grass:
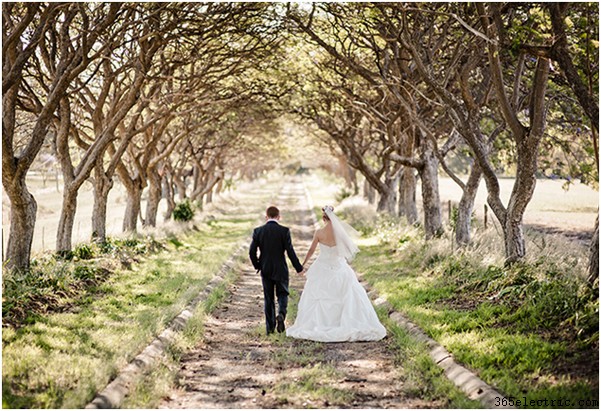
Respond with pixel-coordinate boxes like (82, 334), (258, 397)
(273, 363), (355, 407)
(2, 180), (281, 409)
(121, 252), (246, 408)
(1, 236), (161, 328)
(351, 221), (598, 408)
(382, 316), (481, 408)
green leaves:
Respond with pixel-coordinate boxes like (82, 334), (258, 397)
(172, 200), (195, 222)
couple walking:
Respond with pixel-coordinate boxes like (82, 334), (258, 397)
(249, 205), (386, 342)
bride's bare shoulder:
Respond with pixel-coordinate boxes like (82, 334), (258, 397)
(314, 226), (325, 239)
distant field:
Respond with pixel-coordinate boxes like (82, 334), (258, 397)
(2, 173), (599, 255)
(434, 177), (598, 241)
(2, 174), (167, 254)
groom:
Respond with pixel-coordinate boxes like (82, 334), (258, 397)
(249, 206), (304, 334)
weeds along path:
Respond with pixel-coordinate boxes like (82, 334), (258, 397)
(160, 177), (438, 409)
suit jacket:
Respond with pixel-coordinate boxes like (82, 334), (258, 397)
(249, 221), (303, 281)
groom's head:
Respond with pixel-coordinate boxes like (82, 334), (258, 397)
(266, 206), (280, 220)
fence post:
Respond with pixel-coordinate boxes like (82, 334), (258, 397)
(448, 200), (452, 222)
(484, 204), (488, 229)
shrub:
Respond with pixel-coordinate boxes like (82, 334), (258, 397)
(173, 200), (195, 222)
(73, 243), (94, 260)
(3, 261), (79, 326)
(98, 239), (116, 254)
(73, 265), (97, 281)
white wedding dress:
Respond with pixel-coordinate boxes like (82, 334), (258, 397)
(286, 243), (387, 342)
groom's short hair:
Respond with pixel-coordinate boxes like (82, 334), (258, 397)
(266, 206), (280, 219)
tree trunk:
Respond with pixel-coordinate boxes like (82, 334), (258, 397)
(164, 174), (176, 221)
(91, 161), (113, 243)
(503, 216), (526, 264)
(4, 178), (37, 271)
(123, 182), (142, 233)
(338, 153), (359, 194)
(206, 188), (213, 204)
(418, 143), (443, 239)
(349, 167), (359, 195)
(503, 141), (539, 262)
(192, 164), (201, 194)
(399, 167), (418, 224)
(338, 154), (353, 189)
(587, 215), (599, 286)
(56, 188), (78, 254)
(174, 173), (186, 201)
(363, 179), (375, 204)
(456, 162), (482, 245)
(144, 169), (162, 228)
(376, 176), (398, 214)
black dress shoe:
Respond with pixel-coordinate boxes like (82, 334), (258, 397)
(276, 314), (285, 333)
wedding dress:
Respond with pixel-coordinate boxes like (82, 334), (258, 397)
(286, 242), (387, 342)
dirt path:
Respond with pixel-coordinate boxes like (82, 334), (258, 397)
(159, 178), (439, 409)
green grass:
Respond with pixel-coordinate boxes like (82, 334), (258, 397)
(352, 224), (599, 408)
(2, 203), (267, 408)
(121, 253), (246, 408)
(382, 315), (481, 408)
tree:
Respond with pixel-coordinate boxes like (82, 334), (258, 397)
(2, 3), (120, 269)
(375, 3), (554, 260)
(287, 4), (450, 236)
(546, 3), (599, 283)
(53, 3), (169, 252)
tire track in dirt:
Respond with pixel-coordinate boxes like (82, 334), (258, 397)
(160, 177), (440, 409)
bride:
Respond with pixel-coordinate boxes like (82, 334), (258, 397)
(286, 206), (386, 342)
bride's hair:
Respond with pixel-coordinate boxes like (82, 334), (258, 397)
(322, 205), (334, 221)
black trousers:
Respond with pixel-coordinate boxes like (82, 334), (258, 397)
(261, 276), (289, 333)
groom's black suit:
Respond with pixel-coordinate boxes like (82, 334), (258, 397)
(249, 220), (303, 333)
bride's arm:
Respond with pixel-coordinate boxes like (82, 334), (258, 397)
(302, 231), (319, 267)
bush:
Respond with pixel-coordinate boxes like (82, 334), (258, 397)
(73, 243), (94, 260)
(2, 234), (167, 327)
(173, 200), (195, 222)
(73, 265), (97, 280)
(3, 261), (84, 327)
(432, 253), (599, 340)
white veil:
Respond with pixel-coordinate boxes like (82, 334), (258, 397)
(323, 206), (359, 262)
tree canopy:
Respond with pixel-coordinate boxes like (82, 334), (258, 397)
(2, 2), (598, 273)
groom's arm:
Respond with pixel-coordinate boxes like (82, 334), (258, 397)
(284, 228), (303, 273)
(249, 228), (260, 271)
